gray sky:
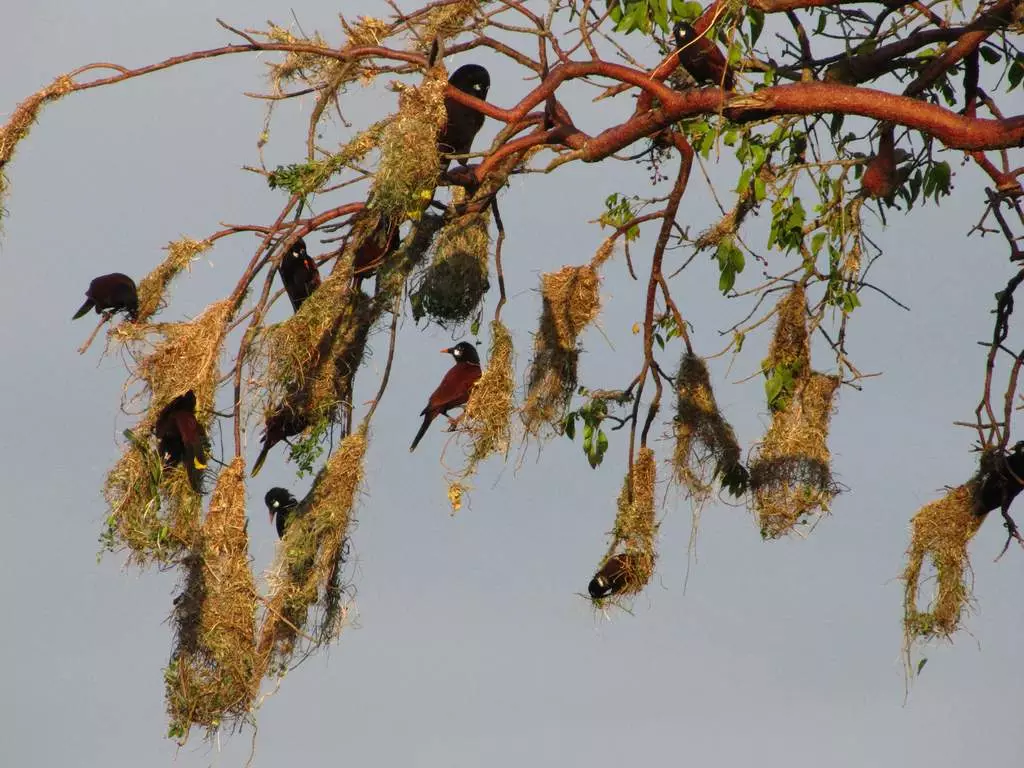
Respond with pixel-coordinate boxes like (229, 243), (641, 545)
(2, 2), (1023, 766)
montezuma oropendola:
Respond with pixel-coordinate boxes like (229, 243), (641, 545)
(673, 22), (734, 91)
(588, 553), (638, 600)
(279, 237), (321, 312)
(353, 219), (400, 291)
(409, 341), (481, 452)
(154, 390), (208, 493)
(973, 442), (1024, 516)
(251, 407), (310, 478)
(72, 273), (139, 321)
(265, 487), (300, 539)
(438, 64), (491, 170)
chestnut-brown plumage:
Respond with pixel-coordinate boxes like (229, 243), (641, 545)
(279, 237), (321, 312)
(438, 64), (491, 169)
(353, 219), (400, 290)
(673, 22), (734, 90)
(409, 341), (482, 452)
(154, 390), (208, 493)
(861, 125), (897, 200)
(72, 273), (138, 320)
(588, 553), (635, 600)
(265, 487), (299, 539)
(251, 406), (310, 478)
(973, 442), (1024, 516)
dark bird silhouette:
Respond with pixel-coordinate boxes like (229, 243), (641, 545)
(154, 390), (208, 493)
(353, 219), (400, 290)
(588, 553), (637, 600)
(409, 341), (482, 452)
(251, 406), (310, 478)
(438, 64), (491, 169)
(861, 124), (897, 200)
(72, 273), (138, 320)
(265, 487), (300, 539)
(279, 237), (321, 312)
(673, 22), (734, 90)
(973, 442), (1024, 516)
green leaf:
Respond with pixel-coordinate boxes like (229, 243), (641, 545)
(1008, 54), (1024, 89)
(597, 429), (609, 455)
(979, 46), (1000, 65)
(754, 177), (767, 202)
(748, 10), (765, 46)
(811, 232), (827, 257)
(564, 414), (577, 440)
(916, 657), (928, 676)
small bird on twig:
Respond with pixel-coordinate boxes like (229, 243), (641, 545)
(673, 22), (735, 91)
(72, 273), (138, 321)
(279, 237), (321, 312)
(438, 64), (491, 170)
(409, 342), (482, 452)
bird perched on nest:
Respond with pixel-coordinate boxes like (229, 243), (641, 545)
(72, 273), (139, 321)
(251, 406), (310, 477)
(154, 390), (209, 493)
(410, 341), (482, 452)
(588, 553), (641, 600)
(279, 237), (321, 312)
(265, 487), (300, 539)
(438, 64), (491, 170)
(972, 441), (1024, 516)
(673, 22), (734, 91)
(352, 218), (400, 292)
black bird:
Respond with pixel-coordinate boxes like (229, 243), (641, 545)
(588, 553), (639, 600)
(410, 341), (482, 452)
(973, 442), (1024, 515)
(673, 22), (734, 90)
(72, 273), (138, 320)
(265, 487), (300, 539)
(279, 237), (321, 312)
(154, 390), (208, 493)
(438, 64), (491, 169)
(251, 407), (310, 477)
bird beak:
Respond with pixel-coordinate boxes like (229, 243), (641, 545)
(268, 509), (276, 524)
(440, 347), (452, 354)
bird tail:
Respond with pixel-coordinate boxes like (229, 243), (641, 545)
(72, 298), (95, 319)
(409, 412), (434, 452)
(251, 442), (271, 477)
(182, 443), (207, 494)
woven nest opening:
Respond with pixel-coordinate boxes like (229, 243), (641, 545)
(258, 429), (366, 672)
(672, 352), (747, 500)
(410, 208), (491, 327)
(460, 321), (514, 472)
(750, 372), (840, 539)
(522, 262), (603, 437)
(165, 459), (257, 742)
(903, 483), (986, 642)
(590, 448), (658, 606)
(369, 68), (447, 223)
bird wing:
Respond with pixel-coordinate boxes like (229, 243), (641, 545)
(425, 362), (481, 415)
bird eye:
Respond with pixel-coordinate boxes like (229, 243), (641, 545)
(473, 83), (482, 91)
(272, 500), (280, 507)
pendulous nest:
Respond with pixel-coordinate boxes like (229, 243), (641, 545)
(902, 483), (986, 643)
(460, 320), (515, 472)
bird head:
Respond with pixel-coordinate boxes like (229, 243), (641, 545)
(264, 487), (297, 523)
(283, 237), (308, 263)
(588, 574), (610, 600)
(673, 21), (698, 48)
(449, 64), (490, 100)
(442, 341), (481, 365)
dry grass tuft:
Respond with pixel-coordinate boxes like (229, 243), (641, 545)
(522, 253), (607, 437)
(369, 68), (448, 223)
(417, 1), (482, 47)
(750, 372), (840, 539)
(411, 208), (491, 326)
(164, 458), (257, 741)
(258, 429), (366, 672)
(672, 352), (746, 500)
(126, 238), (212, 324)
(903, 483), (986, 642)
(459, 321), (515, 477)
(591, 448), (658, 605)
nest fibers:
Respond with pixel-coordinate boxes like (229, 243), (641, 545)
(129, 238), (211, 325)
(522, 242), (611, 437)
(750, 373), (840, 539)
(164, 459), (257, 742)
(591, 448), (658, 605)
(258, 428), (366, 672)
(672, 352), (745, 500)
(459, 321), (514, 473)
(410, 206), (491, 327)
(902, 483), (986, 642)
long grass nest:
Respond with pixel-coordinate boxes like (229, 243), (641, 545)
(460, 320), (514, 472)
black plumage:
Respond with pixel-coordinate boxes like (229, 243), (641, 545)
(73, 273), (138, 320)
(438, 64), (491, 169)
(154, 390), (208, 493)
(673, 22), (734, 90)
(265, 487), (300, 539)
(410, 342), (482, 452)
(973, 442), (1024, 515)
(279, 237), (321, 312)
(588, 553), (636, 600)
(251, 407), (310, 478)
(353, 219), (400, 291)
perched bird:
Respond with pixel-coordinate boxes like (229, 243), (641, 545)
(72, 273), (138, 321)
(279, 237), (321, 312)
(588, 553), (640, 600)
(353, 219), (400, 290)
(438, 64), (491, 169)
(154, 390), (208, 493)
(973, 442), (1024, 516)
(409, 341), (482, 452)
(265, 487), (300, 539)
(251, 406), (309, 477)
(860, 124), (897, 200)
(673, 22), (734, 90)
